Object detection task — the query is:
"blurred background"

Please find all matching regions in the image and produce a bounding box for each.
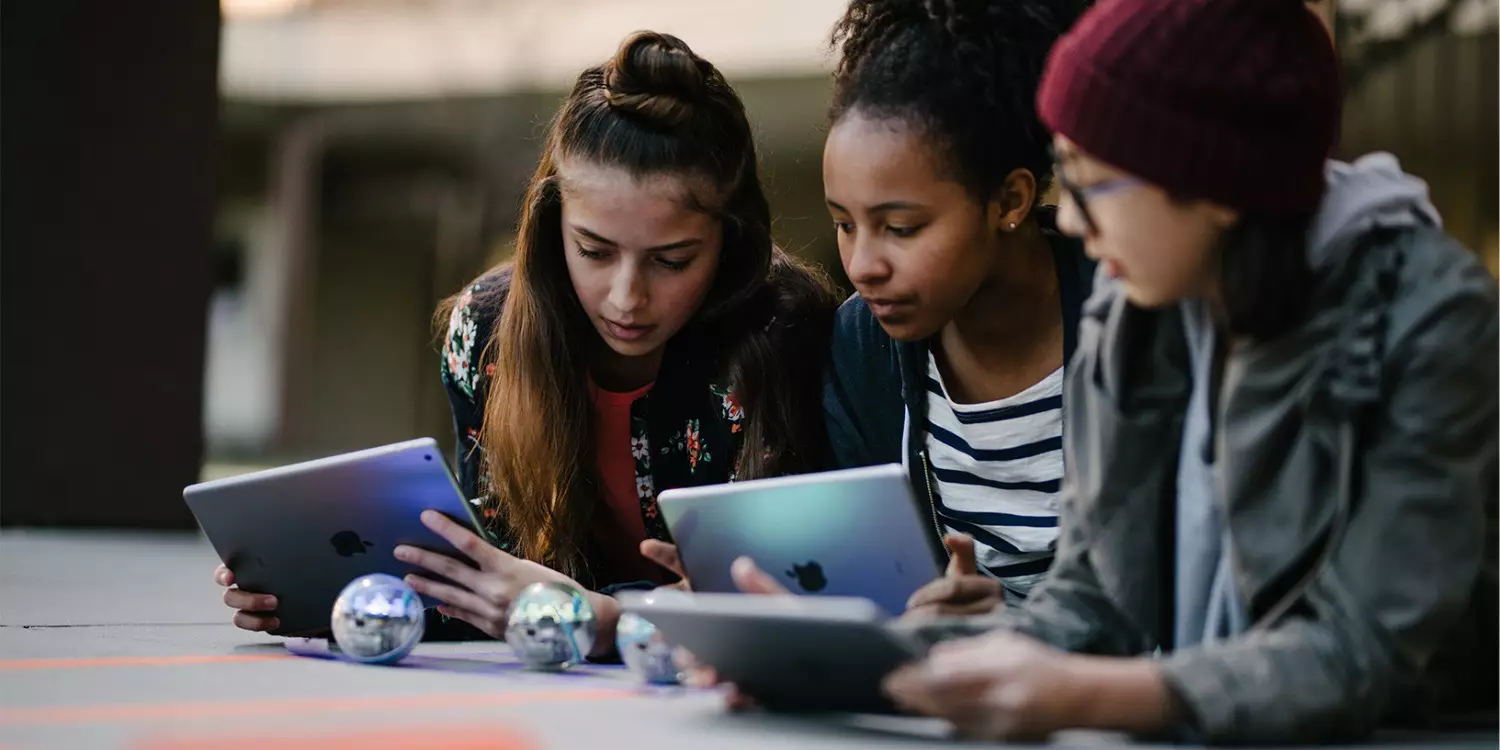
[2,0,1496,529]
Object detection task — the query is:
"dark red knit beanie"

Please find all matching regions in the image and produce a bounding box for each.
[1037,0,1343,215]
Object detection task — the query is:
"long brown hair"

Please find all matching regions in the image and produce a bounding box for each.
[438,32,838,578]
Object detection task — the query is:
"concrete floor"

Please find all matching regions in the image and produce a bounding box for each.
[1,529,1494,749]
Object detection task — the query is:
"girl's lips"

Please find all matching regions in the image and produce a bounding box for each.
[604,319,656,342]
[865,297,916,320]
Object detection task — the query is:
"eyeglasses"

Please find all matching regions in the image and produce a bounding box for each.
[1051,146,1142,236]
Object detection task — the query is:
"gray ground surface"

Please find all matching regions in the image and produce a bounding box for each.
[1,529,1493,749]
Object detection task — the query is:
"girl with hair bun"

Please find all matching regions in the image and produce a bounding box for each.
[213,31,841,655]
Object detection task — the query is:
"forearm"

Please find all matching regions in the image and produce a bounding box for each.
[1067,656,1177,736]
[584,591,621,659]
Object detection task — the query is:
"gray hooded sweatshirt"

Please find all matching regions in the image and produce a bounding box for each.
[1173,152,1445,650]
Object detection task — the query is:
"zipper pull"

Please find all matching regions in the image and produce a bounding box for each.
[917,450,950,559]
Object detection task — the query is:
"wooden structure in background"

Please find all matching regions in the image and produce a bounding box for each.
[1,3,220,527]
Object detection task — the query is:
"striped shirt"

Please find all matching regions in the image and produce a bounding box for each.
[921,353,1063,598]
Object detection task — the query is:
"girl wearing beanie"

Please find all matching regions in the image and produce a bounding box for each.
[884,0,1498,743]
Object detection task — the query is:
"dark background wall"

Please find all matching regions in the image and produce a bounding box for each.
[2,2,222,527]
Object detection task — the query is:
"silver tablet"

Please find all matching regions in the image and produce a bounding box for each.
[620,590,927,715]
[183,438,485,637]
[656,464,946,616]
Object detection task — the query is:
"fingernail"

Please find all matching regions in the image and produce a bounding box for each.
[393,546,410,561]
[262,597,277,609]
[420,510,438,524]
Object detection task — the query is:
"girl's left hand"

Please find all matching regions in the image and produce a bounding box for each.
[901,533,1005,622]
[395,510,620,656]
[883,631,1089,742]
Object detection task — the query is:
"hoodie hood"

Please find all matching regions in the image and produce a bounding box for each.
[1307,152,1442,270]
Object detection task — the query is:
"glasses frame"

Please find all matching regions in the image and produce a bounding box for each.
[1050,146,1142,235]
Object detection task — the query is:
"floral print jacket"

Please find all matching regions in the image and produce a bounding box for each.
[439,271,758,591]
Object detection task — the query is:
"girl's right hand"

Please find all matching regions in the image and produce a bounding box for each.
[213,563,280,632]
[671,556,788,708]
[676,647,758,710]
[638,542,793,597]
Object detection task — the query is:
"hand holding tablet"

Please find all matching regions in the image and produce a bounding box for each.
[654,464,947,616]
[621,590,928,715]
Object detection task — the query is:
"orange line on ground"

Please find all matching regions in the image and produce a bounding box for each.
[0,688,637,727]
[135,725,539,750]
[0,654,293,670]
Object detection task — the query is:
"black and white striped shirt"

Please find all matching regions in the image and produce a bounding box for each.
[917,353,1063,598]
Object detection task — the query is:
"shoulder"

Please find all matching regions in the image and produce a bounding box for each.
[1389,227,1497,312]
[1380,227,1498,359]
[832,292,895,357]
[829,292,909,396]
[440,266,512,402]
[1312,226,1497,358]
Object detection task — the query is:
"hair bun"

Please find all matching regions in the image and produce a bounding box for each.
[604,31,708,128]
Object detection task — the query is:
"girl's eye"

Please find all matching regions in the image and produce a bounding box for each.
[577,247,609,261]
[832,221,854,235]
[888,225,923,238]
[656,257,691,272]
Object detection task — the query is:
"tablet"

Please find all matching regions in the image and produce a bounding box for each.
[620,590,926,715]
[183,438,485,637]
[656,464,946,616]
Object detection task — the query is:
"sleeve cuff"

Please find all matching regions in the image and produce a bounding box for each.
[1157,650,1235,741]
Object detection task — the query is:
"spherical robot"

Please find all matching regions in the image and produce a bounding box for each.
[329,573,425,665]
[504,581,596,670]
[615,612,680,685]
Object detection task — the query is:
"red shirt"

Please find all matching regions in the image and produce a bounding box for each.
[588,379,670,586]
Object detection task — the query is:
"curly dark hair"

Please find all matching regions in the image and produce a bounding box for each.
[830,0,1087,201]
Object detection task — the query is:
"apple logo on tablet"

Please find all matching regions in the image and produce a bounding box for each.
[330,530,374,557]
[786,561,827,592]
